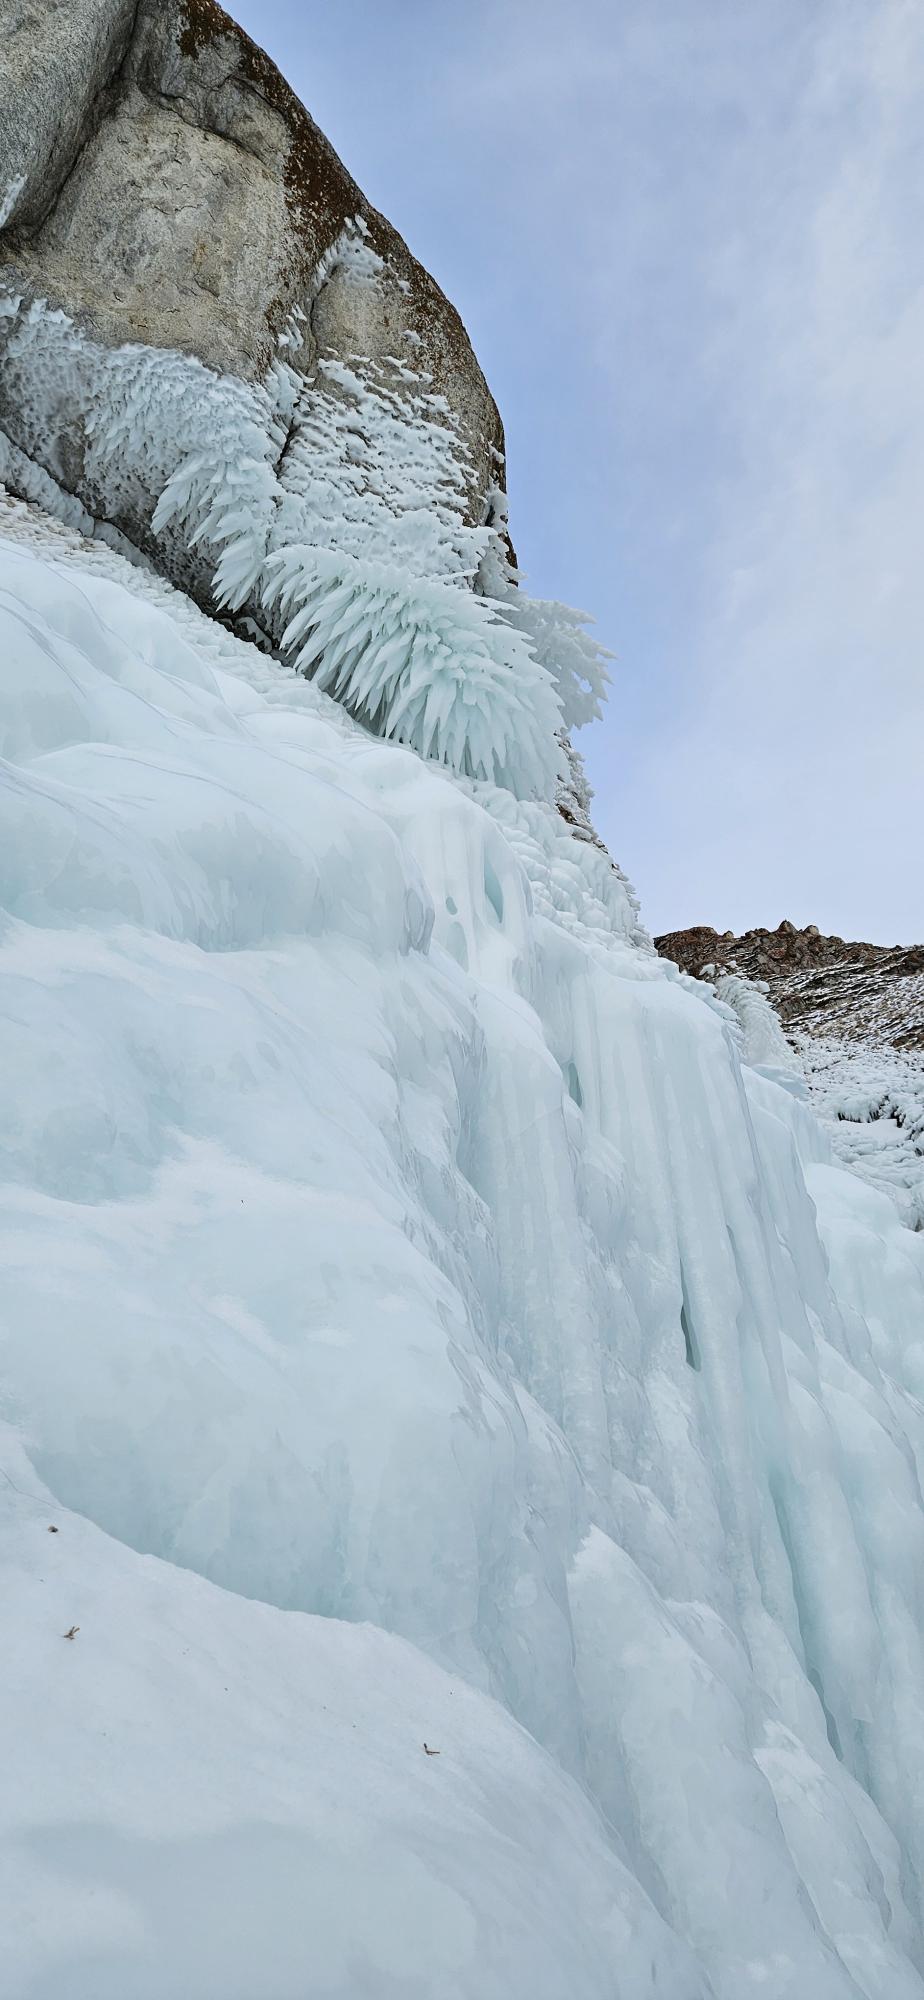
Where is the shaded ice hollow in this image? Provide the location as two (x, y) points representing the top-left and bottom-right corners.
(0, 142), (923, 1997)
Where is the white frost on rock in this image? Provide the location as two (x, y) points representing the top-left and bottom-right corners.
(0, 290), (589, 797)
(0, 172), (26, 230)
(309, 214), (387, 294)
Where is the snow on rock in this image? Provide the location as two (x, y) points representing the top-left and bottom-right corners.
(3, 514), (924, 1996)
(803, 1043), (924, 1233)
(0, 297), (569, 797)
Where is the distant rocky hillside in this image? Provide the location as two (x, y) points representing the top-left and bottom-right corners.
(656, 921), (924, 1228)
(655, 921), (924, 1050)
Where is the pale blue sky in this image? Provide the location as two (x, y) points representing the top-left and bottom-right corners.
(234, 0), (923, 943)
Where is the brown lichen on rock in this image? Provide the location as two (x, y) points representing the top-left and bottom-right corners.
(177, 0), (360, 248)
(176, 0), (232, 59)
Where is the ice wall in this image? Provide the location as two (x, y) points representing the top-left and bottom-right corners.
(2, 514), (924, 1997)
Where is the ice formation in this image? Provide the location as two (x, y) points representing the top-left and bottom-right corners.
(712, 969), (802, 1078)
(0, 285), (608, 801)
(2, 492), (924, 1997)
(1, 211), (924, 1998)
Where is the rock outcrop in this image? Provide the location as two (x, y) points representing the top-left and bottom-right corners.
(656, 921), (924, 1052)
(0, 0), (618, 811)
(0, 0), (505, 592)
(657, 921), (924, 1227)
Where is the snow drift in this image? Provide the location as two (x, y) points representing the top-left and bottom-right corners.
(2, 499), (924, 1998)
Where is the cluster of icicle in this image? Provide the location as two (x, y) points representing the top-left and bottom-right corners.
(1, 243), (611, 800)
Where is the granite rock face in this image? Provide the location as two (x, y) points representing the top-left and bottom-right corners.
(0, 0), (138, 235)
(0, 0), (505, 581)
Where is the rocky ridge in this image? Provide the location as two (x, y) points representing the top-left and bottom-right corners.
(656, 921), (924, 1228)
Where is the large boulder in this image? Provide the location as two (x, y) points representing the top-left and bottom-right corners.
(0, 0), (505, 597)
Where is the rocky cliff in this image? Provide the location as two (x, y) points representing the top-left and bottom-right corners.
(0, 0), (505, 588)
(0, 0), (615, 808)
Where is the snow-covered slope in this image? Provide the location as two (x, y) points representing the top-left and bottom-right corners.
(3, 503), (924, 1998)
